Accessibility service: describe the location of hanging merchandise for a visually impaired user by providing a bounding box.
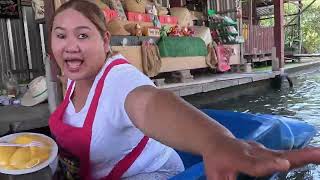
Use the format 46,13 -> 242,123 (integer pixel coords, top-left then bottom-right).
205,44 -> 218,69
141,40 -> 162,77
209,15 -> 240,44
32,0 -> 45,21
215,45 -> 234,72
226,26 -> 238,35
0,0 -> 19,18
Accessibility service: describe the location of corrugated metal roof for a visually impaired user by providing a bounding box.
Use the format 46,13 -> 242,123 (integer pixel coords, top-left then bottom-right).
257,5 -> 274,17
0,6 -> 44,88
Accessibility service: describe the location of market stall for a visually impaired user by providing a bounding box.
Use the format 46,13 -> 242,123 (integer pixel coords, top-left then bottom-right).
49,0 -> 243,83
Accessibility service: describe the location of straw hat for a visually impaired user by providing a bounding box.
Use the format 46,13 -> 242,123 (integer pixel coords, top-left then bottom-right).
21,76 -> 48,107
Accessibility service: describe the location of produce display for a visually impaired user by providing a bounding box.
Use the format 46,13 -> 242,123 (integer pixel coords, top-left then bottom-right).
0,134 -> 52,170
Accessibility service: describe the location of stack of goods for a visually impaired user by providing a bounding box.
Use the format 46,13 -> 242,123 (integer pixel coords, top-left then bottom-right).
209,14 -> 243,44
0,134 -> 52,170
101,0 -> 179,37
156,8 -> 211,59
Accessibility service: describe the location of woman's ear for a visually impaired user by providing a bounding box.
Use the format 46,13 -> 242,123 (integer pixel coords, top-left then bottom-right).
103,31 -> 111,53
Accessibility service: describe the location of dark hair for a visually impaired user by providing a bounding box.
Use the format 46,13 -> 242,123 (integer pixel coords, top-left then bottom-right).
50,0 -> 107,38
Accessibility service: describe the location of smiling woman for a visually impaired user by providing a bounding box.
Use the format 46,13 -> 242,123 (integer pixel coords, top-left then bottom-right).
48,1 -> 185,179
47,1 -> 320,180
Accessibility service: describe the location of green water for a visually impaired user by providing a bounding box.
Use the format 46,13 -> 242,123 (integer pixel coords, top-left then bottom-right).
193,70 -> 320,180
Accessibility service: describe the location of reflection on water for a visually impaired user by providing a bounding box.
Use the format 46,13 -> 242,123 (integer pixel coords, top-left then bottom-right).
201,70 -> 320,180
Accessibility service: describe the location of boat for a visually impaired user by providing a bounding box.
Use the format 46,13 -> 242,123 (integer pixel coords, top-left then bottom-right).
170,109 -> 317,180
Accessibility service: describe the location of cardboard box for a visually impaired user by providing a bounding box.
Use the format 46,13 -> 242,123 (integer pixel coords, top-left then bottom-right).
143,27 -> 160,37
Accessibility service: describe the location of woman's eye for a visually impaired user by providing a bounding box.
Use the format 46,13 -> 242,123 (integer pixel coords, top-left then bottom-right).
78,34 -> 88,39
57,34 -> 65,39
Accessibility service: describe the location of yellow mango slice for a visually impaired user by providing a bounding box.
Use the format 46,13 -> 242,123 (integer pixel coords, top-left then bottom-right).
2,165 -> 18,170
25,158 -> 40,168
9,147 -> 31,169
30,146 -> 51,162
12,135 -> 51,146
11,135 -> 34,145
0,146 -> 17,166
0,134 -> 53,170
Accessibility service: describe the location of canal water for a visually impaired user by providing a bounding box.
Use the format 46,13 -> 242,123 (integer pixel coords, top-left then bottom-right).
186,69 -> 320,180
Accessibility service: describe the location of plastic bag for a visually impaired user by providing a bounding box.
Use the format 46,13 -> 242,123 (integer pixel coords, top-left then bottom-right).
3,71 -> 18,97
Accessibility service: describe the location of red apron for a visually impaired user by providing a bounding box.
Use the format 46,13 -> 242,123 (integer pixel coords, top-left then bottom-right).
49,59 -> 149,180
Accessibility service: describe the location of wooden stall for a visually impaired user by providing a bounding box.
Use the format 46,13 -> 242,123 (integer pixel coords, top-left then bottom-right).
47,0 -> 242,81
243,24 -> 274,62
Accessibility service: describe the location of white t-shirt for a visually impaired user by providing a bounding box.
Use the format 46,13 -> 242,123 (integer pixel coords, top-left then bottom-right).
63,54 -> 174,179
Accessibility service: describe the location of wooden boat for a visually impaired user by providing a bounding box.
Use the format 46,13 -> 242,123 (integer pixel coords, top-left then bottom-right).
171,109 -> 317,180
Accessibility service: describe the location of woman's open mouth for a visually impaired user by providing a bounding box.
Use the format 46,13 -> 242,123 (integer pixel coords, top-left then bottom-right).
65,59 -> 84,72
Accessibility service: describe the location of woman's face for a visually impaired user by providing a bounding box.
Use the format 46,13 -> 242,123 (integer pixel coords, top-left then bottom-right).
51,9 -> 110,81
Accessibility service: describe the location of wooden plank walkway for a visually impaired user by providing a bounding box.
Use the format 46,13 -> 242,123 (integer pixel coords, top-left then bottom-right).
159,71 -> 280,96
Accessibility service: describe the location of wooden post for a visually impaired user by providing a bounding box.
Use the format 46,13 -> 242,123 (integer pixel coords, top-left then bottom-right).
248,0 -> 253,55
43,0 -> 63,109
298,0 -> 302,54
238,0 -> 245,64
274,0 -> 285,70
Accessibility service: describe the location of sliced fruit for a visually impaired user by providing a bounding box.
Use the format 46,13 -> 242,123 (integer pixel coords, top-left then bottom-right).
25,158 -> 40,168
30,146 -> 51,162
2,165 -> 18,170
11,135 -> 34,144
11,135 -> 52,147
0,146 -> 17,166
9,147 -> 31,169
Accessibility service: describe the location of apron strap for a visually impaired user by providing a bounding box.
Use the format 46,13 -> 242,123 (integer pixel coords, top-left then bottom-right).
84,59 -> 129,129
103,136 -> 149,180
56,80 -> 75,115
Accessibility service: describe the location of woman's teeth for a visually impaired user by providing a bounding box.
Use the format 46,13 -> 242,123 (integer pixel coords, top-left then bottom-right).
66,60 -> 83,70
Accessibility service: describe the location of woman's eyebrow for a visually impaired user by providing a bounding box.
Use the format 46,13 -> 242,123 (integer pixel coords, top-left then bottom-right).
75,26 -> 92,31
53,26 -> 91,31
54,26 -> 65,31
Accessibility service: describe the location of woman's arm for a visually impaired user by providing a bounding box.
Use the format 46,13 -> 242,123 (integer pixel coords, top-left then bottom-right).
125,85 -> 320,179
125,85 -> 233,155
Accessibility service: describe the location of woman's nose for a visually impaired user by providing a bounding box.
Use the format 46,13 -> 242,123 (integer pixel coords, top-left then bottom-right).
64,38 -> 80,53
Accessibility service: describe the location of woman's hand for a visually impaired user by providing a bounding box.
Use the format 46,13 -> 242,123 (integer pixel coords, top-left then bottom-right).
202,137 -> 320,180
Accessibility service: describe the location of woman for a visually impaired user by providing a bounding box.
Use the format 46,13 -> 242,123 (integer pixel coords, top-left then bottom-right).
49,0 -> 320,180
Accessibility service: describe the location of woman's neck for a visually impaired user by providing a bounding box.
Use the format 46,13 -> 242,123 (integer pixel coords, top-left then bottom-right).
71,79 -> 95,113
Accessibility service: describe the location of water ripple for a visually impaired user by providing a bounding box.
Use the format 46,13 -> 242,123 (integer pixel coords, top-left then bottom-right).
204,70 -> 320,179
